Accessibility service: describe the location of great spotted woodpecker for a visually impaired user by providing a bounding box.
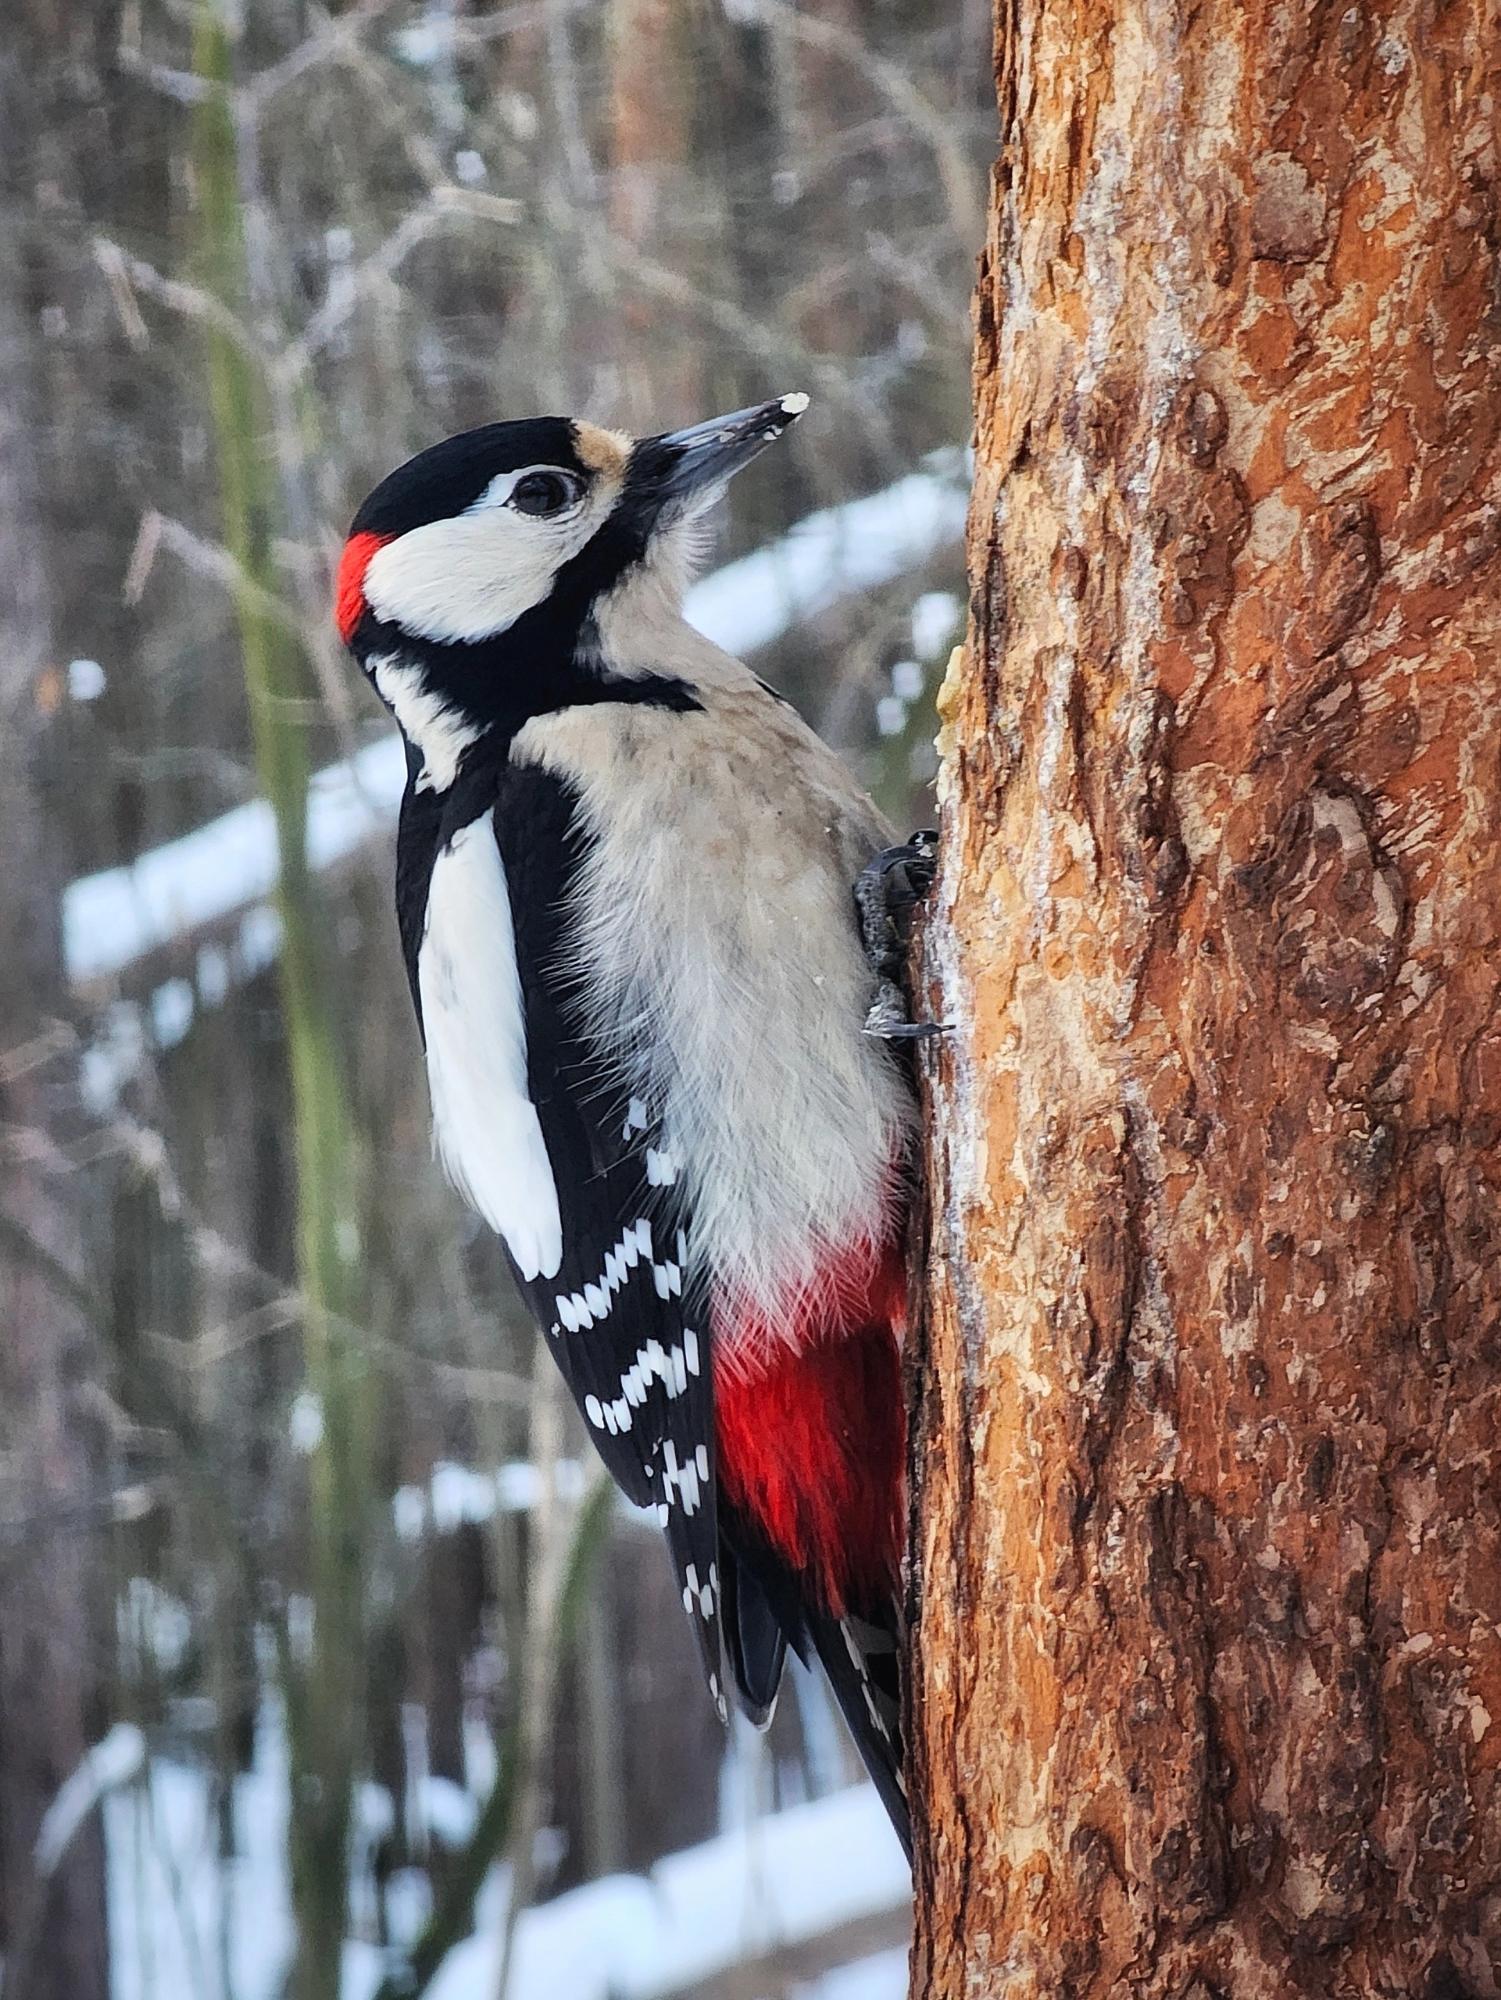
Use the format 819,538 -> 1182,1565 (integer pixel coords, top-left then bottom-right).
337,397 -> 928,1850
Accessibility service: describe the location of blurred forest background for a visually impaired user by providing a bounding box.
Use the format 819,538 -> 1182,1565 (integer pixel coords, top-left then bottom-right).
0,2 -> 988,1995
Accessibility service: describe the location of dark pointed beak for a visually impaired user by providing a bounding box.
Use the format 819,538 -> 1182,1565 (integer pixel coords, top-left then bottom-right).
630,394 -> 809,514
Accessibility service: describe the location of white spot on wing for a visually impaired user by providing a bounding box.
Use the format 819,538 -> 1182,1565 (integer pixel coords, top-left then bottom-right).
419,819 -> 562,1281
661,1438 -> 703,1515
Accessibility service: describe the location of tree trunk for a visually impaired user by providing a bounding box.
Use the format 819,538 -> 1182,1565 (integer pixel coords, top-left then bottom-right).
909,4 -> 1501,1995
606,0 -> 704,426
0,16 -> 110,1998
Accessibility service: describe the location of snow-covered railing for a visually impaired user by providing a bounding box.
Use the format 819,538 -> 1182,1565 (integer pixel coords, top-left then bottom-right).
64,463 -> 966,988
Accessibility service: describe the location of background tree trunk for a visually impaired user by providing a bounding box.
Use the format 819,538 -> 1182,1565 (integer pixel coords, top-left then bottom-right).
909,3 -> 1501,1995
0,12 -> 110,1996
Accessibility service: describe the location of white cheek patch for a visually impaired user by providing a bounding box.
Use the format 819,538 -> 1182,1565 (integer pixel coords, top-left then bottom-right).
363,511 -> 586,645
418,818 -> 563,1281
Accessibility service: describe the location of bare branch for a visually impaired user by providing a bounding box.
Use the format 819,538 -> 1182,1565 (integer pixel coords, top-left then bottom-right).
240,0 -> 402,116
450,0 -> 583,48
276,188 -> 522,383
124,509 -> 315,652
114,44 -> 213,103
750,0 -> 986,250
92,238 -> 264,362
618,253 -> 900,459
0,1022 -> 77,1088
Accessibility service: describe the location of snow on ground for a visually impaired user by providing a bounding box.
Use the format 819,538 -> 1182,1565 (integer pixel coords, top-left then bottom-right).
106,1714 -> 294,2000
339,1779 -> 908,2000
63,461 -> 965,990
106,1703 -> 909,2000
683,463 -> 965,658
807,1947 -> 909,2000
36,1724 -> 146,1876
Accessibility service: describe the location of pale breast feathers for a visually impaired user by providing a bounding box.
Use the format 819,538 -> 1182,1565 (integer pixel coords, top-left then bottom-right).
510,667 -> 915,1343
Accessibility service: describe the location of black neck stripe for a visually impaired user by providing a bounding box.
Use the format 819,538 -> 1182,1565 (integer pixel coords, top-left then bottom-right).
367,629 -> 701,777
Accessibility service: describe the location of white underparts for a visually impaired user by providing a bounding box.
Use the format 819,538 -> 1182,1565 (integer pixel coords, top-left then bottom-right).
418,817 -> 562,1281
510,674 -> 915,1356
372,655 -> 482,792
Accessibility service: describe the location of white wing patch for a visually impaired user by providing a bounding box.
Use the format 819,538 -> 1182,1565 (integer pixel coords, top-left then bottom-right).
418,818 -> 563,1282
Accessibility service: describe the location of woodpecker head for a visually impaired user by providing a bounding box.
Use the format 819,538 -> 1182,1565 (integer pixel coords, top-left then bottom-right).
336,396 -> 808,769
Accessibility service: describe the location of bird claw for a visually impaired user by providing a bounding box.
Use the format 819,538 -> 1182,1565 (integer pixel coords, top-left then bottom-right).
863,998 -> 950,1043
854,832 -> 943,1040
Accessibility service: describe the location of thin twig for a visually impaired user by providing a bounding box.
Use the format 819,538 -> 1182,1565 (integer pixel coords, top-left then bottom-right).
751,0 -> 986,250
92,238 -> 265,362
277,190 -> 521,386
240,0 -> 401,115
115,45 -> 214,103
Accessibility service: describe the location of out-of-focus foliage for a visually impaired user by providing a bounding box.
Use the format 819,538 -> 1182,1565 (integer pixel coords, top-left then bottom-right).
2,1 -> 988,1993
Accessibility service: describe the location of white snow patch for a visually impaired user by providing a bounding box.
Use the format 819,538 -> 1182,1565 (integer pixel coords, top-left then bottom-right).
419,1774 -> 479,1849
117,1578 -> 192,1677
36,1724 -> 146,1874
107,1709 -> 906,2000
365,1780 -> 910,2000
813,1947 -> 910,1999
910,589 -> 959,660
288,1390 -> 324,1454
64,736 -> 406,984
685,460 -> 965,656
890,659 -> 924,701
394,1458 -> 590,1540
108,1708 -> 295,2000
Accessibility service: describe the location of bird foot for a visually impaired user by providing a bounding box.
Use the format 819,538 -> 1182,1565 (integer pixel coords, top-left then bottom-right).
854,831 -> 946,1040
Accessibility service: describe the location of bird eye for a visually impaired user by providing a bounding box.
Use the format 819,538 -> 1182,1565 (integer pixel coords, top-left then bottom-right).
509,469 -> 582,517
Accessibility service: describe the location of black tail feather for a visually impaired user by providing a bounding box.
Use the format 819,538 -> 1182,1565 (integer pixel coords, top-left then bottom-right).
721,1544 -> 788,1727
805,1603 -> 911,1859
716,1510 -> 910,1858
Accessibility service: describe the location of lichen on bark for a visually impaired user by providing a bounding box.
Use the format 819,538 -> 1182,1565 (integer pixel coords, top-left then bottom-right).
909,3 -> 1501,1994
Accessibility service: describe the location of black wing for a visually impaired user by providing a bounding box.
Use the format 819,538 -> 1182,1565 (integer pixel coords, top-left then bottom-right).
491,760 -> 726,1711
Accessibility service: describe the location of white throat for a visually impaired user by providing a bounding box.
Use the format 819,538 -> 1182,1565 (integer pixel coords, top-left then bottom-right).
372,654 -> 483,792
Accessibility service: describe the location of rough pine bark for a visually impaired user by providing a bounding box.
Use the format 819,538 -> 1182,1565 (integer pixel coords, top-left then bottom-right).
908,3 -> 1501,1994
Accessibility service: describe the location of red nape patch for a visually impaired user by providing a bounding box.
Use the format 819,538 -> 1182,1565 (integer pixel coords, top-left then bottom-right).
334,530 -> 391,643
714,1242 -> 907,1616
